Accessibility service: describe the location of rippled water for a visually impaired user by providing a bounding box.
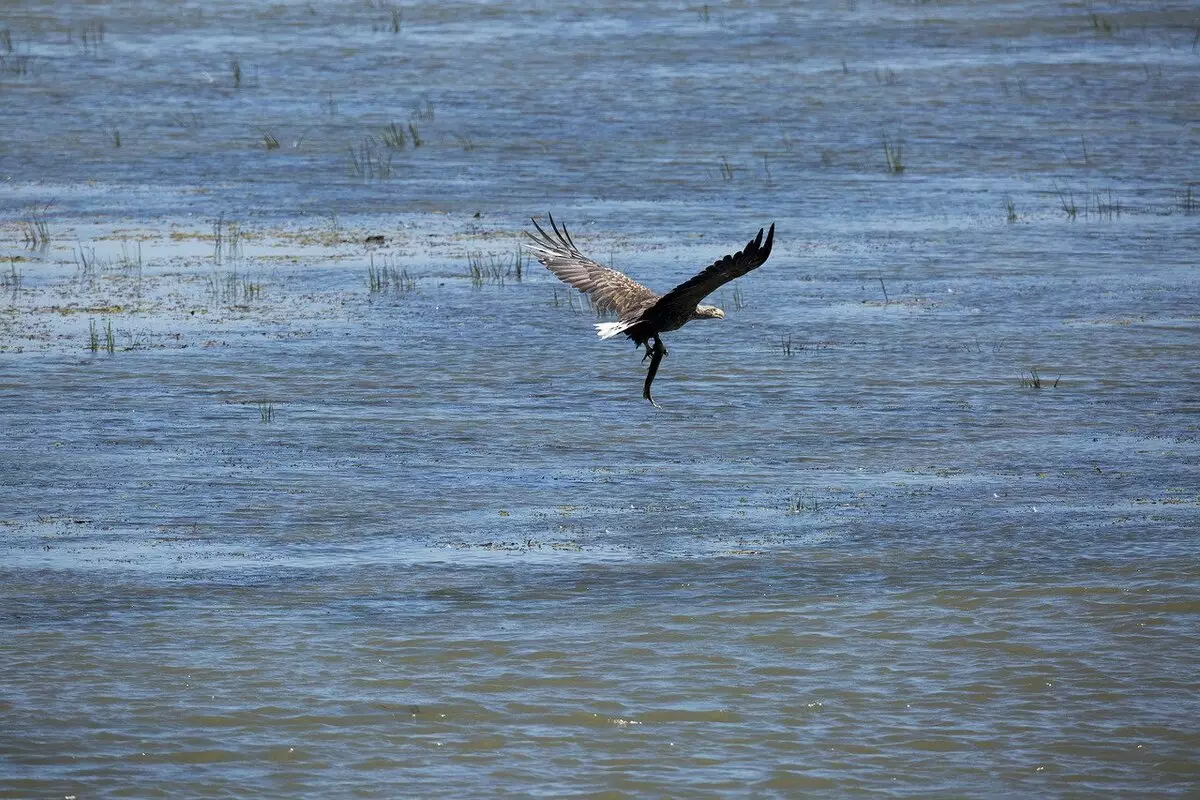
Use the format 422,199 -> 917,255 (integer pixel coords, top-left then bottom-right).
2,1 -> 1199,796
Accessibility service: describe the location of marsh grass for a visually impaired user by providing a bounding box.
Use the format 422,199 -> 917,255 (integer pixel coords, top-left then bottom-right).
258,401 -> 274,423
2,259 -> 20,298
407,123 -> 423,147
348,135 -> 393,178
412,97 -> 435,122
0,29 -> 11,53
1005,194 -> 1018,223
104,320 -> 115,354
261,130 -> 280,150
212,215 -> 243,264
780,334 -> 793,357
367,253 -> 415,293
1089,187 -> 1121,220
719,156 -> 734,181
206,267 -> 261,306
71,20 -> 105,56
787,490 -> 820,514
231,56 -> 242,89
108,127 -> 121,148
882,132 -> 904,174
732,282 -> 745,311
1020,368 -> 1059,389
21,204 -> 51,249
468,245 -> 526,287
1178,185 -> 1198,214
88,319 -> 99,352
1090,13 -> 1117,35
1054,182 -> 1078,220
380,122 -> 408,150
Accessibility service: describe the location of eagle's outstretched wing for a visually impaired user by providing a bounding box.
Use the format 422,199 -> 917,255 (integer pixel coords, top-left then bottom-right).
647,223 -> 775,317
525,214 -> 659,317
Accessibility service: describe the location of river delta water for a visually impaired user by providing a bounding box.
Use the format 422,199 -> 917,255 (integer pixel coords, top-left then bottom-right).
1,1 -> 1198,796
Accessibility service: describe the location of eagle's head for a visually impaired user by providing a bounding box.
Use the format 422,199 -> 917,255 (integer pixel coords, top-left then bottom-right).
692,305 -> 725,321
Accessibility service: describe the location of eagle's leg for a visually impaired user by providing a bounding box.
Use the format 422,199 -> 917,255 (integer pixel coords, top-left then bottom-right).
642,336 -> 667,408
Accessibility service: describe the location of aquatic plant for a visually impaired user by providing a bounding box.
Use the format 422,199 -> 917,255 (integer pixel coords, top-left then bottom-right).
408,123 -> 423,147
104,320 -> 115,354
108,127 -> 121,148
1005,195 -> 1018,223
381,122 -> 408,150
367,253 -> 415,293
787,490 -> 820,514
1053,182 -> 1077,220
1089,188 -> 1121,220
231,56 -> 242,89
348,135 -> 393,178
719,156 -> 734,181
88,319 -> 99,352
21,204 -> 51,249
882,132 -> 904,174
212,215 -> 243,264
1090,13 -> 1117,35
258,401 -> 274,423
780,333 -> 793,356
261,130 -> 280,150
1020,368 -> 1059,389
1178,185 -> 1198,215
2,259 -> 20,297
468,245 -> 526,288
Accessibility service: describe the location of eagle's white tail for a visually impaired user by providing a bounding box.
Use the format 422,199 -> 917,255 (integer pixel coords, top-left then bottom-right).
595,320 -> 633,340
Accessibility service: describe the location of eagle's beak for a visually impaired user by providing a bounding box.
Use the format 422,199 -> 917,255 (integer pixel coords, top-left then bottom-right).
715,308 -> 725,319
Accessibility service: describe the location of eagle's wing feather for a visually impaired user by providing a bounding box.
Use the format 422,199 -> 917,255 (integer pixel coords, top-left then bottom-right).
525,215 -> 659,317
648,223 -> 775,317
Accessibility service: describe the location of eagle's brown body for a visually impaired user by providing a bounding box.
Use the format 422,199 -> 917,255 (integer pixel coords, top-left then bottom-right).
525,215 -> 775,406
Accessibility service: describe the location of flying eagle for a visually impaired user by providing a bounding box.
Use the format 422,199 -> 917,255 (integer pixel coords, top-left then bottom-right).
526,215 -> 775,407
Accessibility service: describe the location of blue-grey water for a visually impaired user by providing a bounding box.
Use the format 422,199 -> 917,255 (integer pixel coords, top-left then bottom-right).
2,1 -> 1199,796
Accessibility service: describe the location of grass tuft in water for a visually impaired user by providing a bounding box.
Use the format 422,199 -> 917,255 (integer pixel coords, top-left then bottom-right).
212,215 -> 243,264
1090,13 -> 1117,36
407,123 -> 423,147
88,319 -> 99,352
719,156 -> 734,181
2,258 -> 20,299
258,401 -> 274,423
780,334 -> 792,357
1054,182 -> 1077,220
468,245 -> 526,288
1004,194 -> 1018,223
104,319 -> 115,354
109,127 -> 121,148
21,203 -> 51,249
1020,368 -> 1060,390
348,135 -> 393,178
231,56 -> 242,89
261,130 -> 280,150
882,131 -> 904,174
381,122 -> 407,150
787,490 -> 820,514
1178,185 -> 1198,215
1089,188 -> 1121,220
367,253 -> 416,293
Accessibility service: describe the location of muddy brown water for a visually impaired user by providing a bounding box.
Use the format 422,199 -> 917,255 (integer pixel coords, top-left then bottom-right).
2,1 -> 1198,796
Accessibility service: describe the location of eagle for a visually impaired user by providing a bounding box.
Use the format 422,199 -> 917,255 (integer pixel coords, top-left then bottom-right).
525,215 -> 775,407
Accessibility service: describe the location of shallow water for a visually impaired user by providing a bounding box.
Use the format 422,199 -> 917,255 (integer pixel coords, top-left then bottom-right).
2,1 -> 1199,796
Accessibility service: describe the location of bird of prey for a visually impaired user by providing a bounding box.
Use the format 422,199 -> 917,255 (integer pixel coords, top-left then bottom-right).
525,215 -> 775,407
